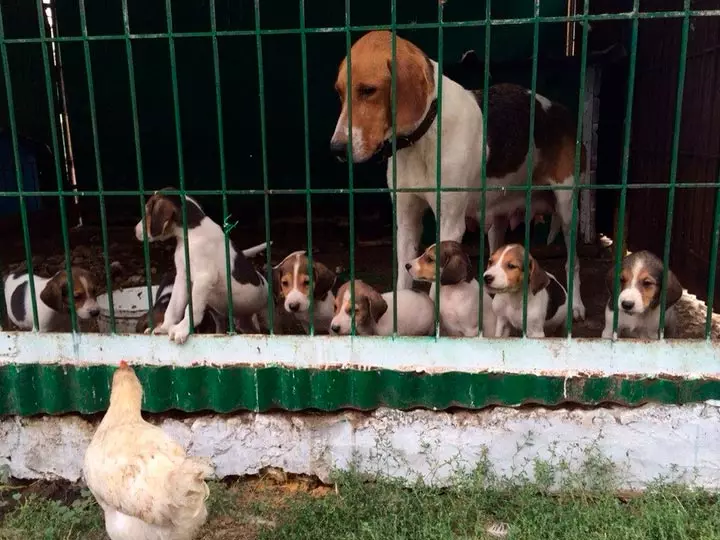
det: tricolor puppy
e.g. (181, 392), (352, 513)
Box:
(405, 241), (496, 337)
(135, 188), (269, 344)
(4, 267), (100, 331)
(483, 244), (567, 338)
(602, 251), (683, 339)
(329, 280), (434, 336)
(331, 31), (586, 321)
(272, 250), (336, 334)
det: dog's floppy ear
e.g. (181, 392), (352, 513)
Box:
(148, 197), (177, 237)
(271, 264), (283, 303)
(440, 245), (473, 285)
(665, 269), (683, 308)
(40, 274), (67, 312)
(312, 261), (336, 299)
(365, 287), (388, 323)
(387, 44), (434, 134)
(605, 265), (615, 294)
(529, 257), (550, 295)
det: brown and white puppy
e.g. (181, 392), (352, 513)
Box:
(330, 31), (586, 323)
(483, 244), (567, 338)
(602, 250), (683, 339)
(4, 267), (100, 331)
(134, 188), (269, 344)
(405, 241), (496, 337)
(329, 279), (434, 336)
(272, 250), (336, 334)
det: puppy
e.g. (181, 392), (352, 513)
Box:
(272, 250), (336, 334)
(329, 280), (434, 336)
(135, 272), (224, 335)
(4, 267), (100, 331)
(135, 188), (269, 344)
(602, 250), (683, 339)
(483, 244), (567, 338)
(405, 241), (496, 337)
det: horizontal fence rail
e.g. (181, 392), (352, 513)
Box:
(0, 0), (719, 414)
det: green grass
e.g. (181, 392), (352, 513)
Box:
(2, 461), (720, 540)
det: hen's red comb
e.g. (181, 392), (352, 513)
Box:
(119, 360), (129, 369)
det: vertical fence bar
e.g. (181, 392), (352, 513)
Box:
(433, 0), (444, 338)
(521, 0), (541, 336)
(35, 0), (78, 332)
(122, 0), (155, 331)
(705, 173), (720, 339)
(253, 0), (274, 333)
(78, 0), (114, 332)
(658, 0), (690, 338)
(344, 0), (356, 336)
(299, 0), (315, 335)
(0, 9), (40, 330)
(610, 0), (640, 338)
(165, 0), (195, 333)
(478, 0), (491, 336)
(209, 0), (235, 334)
(566, 0), (591, 335)
(390, 0), (398, 336)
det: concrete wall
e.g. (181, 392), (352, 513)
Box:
(2, 403), (720, 489)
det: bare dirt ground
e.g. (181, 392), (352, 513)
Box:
(2, 215), (718, 339)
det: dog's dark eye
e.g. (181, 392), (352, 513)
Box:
(303, 277), (310, 286)
(73, 292), (82, 300)
(358, 85), (377, 98)
(281, 279), (289, 287)
(506, 263), (517, 270)
(643, 279), (654, 288)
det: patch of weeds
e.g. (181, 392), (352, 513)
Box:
(0, 488), (104, 540)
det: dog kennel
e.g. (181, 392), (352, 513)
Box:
(0, 0), (719, 416)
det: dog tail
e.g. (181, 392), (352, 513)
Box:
(546, 213), (562, 246)
(242, 241), (272, 258)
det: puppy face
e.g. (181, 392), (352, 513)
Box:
(607, 251), (683, 315)
(330, 280), (388, 335)
(40, 267), (100, 320)
(331, 31), (435, 163)
(483, 244), (549, 295)
(135, 191), (179, 242)
(405, 241), (473, 285)
(272, 251), (336, 314)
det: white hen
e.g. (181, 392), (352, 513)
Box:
(84, 361), (214, 540)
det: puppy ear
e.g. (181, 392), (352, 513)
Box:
(271, 266), (283, 303)
(605, 265), (615, 294)
(529, 257), (550, 295)
(40, 277), (66, 312)
(366, 287), (388, 323)
(665, 269), (683, 308)
(440, 247), (473, 285)
(312, 262), (336, 299)
(149, 198), (176, 237)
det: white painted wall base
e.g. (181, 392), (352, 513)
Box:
(2, 404), (720, 489)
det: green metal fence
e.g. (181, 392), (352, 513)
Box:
(0, 0), (720, 415)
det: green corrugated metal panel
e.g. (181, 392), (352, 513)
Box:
(2, 364), (720, 416)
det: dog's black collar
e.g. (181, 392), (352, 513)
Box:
(377, 98), (438, 161)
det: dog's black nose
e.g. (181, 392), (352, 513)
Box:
(331, 324), (341, 334)
(483, 274), (494, 285)
(621, 300), (635, 311)
(288, 301), (300, 312)
(89, 308), (100, 317)
(404, 263), (412, 270)
(330, 140), (347, 160)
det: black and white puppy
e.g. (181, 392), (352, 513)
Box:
(4, 267), (100, 331)
(134, 188), (269, 344)
(602, 250), (683, 339)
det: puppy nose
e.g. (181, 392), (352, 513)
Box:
(288, 301), (300, 312)
(89, 308), (100, 317)
(330, 324), (340, 334)
(621, 300), (635, 311)
(404, 263), (412, 270)
(330, 140), (347, 160)
(483, 273), (494, 285)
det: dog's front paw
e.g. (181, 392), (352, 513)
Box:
(152, 324), (170, 335)
(169, 321), (191, 344)
(573, 301), (586, 321)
